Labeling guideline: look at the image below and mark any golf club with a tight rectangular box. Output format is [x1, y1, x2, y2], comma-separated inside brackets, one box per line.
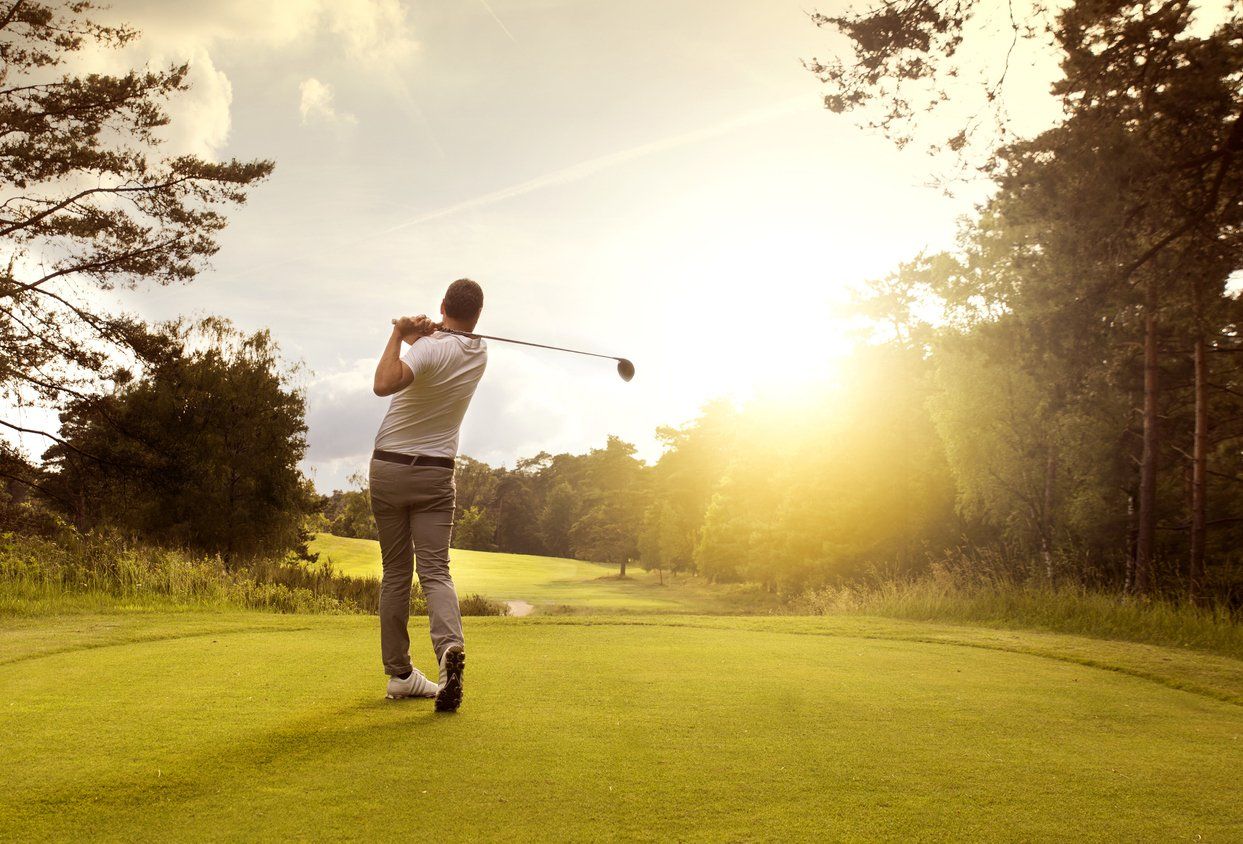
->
[392, 319, 635, 382]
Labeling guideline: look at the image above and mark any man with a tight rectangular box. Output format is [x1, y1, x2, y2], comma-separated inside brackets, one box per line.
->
[369, 278, 487, 712]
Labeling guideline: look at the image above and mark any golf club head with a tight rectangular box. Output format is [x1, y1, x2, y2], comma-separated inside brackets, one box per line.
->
[617, 358, 635, 382]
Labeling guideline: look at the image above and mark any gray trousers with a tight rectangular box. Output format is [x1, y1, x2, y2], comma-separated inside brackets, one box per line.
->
[368, 459, 463, 677]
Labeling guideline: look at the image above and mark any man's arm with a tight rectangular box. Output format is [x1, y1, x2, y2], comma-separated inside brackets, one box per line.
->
[373, 316, 434, 397]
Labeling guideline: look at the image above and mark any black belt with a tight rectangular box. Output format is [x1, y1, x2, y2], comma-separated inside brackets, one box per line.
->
[372, 450, 455, 469]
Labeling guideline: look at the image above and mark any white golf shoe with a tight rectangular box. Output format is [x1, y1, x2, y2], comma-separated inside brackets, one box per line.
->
[385, 668, 439, 699]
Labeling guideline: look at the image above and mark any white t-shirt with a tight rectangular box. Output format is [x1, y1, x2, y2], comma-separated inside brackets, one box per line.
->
[374, 332, 488, 458]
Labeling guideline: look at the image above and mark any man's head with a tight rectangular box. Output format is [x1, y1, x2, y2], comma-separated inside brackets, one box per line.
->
[440, 278, 484, 331]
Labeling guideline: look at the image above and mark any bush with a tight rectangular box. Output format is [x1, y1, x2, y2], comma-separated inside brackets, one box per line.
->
[458, 593, 509, 616]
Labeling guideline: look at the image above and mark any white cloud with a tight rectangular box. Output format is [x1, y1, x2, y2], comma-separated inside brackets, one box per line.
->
[322, 0, 419, 67]
[299, 78, 357, 125]
[69, 35, 234, 159]
[66, 1, 419, 157]
[160, 46, 234, 158]
[119, 0, 419, 67]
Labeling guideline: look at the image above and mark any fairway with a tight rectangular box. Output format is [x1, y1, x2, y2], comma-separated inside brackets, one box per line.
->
[309, 533, 753, 613]
[2, 613, 1240, 841]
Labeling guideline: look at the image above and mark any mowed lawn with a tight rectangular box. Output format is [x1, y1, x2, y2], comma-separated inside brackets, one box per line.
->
[2, 612, 1241, 840]
[309, 533, 753, 613]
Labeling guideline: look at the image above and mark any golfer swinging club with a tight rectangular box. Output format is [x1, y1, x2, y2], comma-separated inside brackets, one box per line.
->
[370, 278, 487, 711]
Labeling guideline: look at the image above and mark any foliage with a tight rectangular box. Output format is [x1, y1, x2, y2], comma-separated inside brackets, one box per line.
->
[320, 473, 379, 541]
[0, 1, 273, 474]
[37, 318, 316, 563]
[453, 506, 496, 551]
[457, 592, 509, 616]
[810, 0, 1243, 601]
[666, 347, 957, 596]
[565, 437, 647, 570]
[0, 441, 59, 535]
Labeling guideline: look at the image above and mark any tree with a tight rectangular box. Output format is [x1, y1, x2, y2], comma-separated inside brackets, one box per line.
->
[453, 455, 499, 532]
[639, 501, 693, 582]
[812, 0, 1243, 596]
[567, 437, 647, 575]
[0, 439, 56, 533]
[694, 482, 751, 584]
[639, 400, 740, 578]
[492, 455, 547, 555]
[454, 506, 496, 551]
[322, 473, 378, 540]
[539, 482, 577, 558]
[0, 1, 273, 475]
[41, 318, 313, 562]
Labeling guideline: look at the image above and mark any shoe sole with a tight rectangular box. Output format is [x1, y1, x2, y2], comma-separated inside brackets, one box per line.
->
[435, 648, 466, 713]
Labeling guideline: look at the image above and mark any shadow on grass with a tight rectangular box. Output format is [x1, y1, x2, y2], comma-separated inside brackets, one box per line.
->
[9, 690, 465, 834]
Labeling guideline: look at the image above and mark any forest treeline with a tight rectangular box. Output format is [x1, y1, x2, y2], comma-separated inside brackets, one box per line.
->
[322, 314, 1241, 604]
[326, 0, 1243, 605]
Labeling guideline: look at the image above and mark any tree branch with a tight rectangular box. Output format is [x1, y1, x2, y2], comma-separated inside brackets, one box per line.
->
[0, 465, 72, 512]
[0, 177, 193, 237]
[0, 1, 27, 32]
[6, 240, 178, 295]
[0, 417, 108, 463]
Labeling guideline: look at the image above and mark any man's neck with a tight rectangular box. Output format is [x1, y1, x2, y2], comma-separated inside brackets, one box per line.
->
[441, 316, 477, 333]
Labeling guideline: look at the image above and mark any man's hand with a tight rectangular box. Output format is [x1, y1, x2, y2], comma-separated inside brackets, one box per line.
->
[376, 316, 434, 397]
[393, 315, 439, 344]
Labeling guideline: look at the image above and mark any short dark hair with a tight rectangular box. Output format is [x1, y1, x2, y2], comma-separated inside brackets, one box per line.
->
[443, 278, 484, 322]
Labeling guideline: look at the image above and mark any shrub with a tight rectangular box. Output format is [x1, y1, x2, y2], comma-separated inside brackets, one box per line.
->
[458, 593, 509, 616]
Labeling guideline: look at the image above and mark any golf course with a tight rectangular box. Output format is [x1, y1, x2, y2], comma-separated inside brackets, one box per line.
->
[2, 600, 1241, 840]
[5, 0, 1243, 840]
[309, 533, 767, 614]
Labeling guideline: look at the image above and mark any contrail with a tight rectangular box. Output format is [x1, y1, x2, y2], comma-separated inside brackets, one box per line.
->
[477, 0, 517, 43]
[375, 96, 805, 236]
[222, 96, 807, 279]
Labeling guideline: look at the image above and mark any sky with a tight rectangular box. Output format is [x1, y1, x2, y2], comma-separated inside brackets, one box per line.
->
[19, 0, 1207, 492]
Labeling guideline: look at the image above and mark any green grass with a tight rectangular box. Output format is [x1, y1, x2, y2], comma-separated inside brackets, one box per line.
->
[796, 579, 1243, 660]
[1, 611, 1240, 840]
[310, 533, 766, 613]
[307, 533, 392, 578]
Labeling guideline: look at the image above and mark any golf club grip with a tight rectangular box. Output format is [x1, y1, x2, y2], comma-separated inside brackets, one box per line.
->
[391, 317, 447, 332]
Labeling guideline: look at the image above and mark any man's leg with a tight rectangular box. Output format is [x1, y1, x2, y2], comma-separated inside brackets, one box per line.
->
[370, 464, 416, 678]
[411, 508, 464, 662]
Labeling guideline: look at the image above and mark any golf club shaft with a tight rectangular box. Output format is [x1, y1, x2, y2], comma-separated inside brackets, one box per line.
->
[391, 320, 622, 363]
[439, 327, 622, 363]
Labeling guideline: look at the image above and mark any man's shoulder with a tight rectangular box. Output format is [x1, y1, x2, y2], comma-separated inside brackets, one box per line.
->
[434, 331, 487, 352]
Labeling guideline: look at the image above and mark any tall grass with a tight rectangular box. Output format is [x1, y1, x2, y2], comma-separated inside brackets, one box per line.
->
[0, 531, 373, 616]
[0, 531, 509, 618]
[793, 566, 1242, 659]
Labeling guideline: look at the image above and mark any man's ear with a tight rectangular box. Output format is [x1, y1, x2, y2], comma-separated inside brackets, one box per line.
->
[440, 300, 447, 317]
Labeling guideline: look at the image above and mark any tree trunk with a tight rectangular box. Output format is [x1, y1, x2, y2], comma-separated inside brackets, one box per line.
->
[1190, 333, 1208, 604]
[1135, 299, 1160, 595]
[1125, 490, 1138, 592]
[619, 558, 627, 578]
[1041, 442, 1057, 581]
